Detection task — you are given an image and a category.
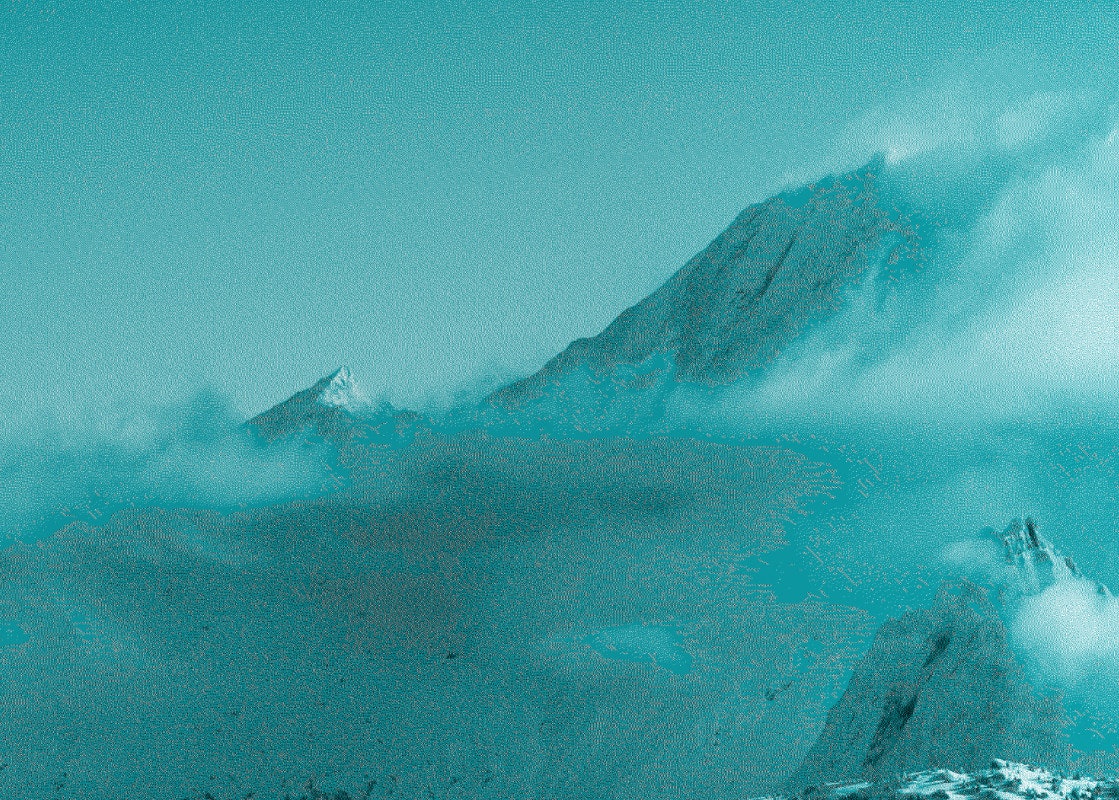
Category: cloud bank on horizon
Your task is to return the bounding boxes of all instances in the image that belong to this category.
[0,390,336,544]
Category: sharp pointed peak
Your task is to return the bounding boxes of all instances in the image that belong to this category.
[995,517,1110,598]
[245,366,380,443]
[321,366,353,384]
[311,366,368,410]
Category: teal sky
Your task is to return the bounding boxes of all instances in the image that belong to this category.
[2,1,1117,427]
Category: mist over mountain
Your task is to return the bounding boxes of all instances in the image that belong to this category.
[9,90,1119,799]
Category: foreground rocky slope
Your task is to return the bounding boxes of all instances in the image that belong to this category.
[789,520,1108,791]
[787,577,1068,791]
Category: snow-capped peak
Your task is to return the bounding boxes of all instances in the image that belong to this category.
[245,367,378,442]
[315,367,369,410]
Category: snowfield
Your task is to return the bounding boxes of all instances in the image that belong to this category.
[766,760,1118,800]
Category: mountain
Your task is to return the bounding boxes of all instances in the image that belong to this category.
[788,520,1095,792]
[787,577,1069,792]
[996,517,1110,600]
[246,366,421,445]
[490,159,919,408]
[769,759,1117,800]
[254,159,922,435]
[246,367,368,441]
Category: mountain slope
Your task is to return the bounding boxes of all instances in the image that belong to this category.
[253,160,921,435]
[491,159,918,406]
[788,577,1068,791]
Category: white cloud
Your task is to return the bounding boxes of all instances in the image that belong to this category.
[0,391,334,544]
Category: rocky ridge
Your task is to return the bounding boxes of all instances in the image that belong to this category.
[490,159,920,407]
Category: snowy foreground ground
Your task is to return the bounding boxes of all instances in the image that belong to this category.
[768,761,1119,800]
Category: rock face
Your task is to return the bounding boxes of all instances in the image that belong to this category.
[788,578,1068,792]
[491,160,918,405]
[997,517,1109,600]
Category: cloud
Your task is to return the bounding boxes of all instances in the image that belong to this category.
[943,536,1008,585]
[0,389,336,543]
[676,91,1119,433]
[1012,578,1119,684]
[941,524,1119,706]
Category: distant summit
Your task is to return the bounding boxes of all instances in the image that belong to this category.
[246,367,423,446]
[997,517,1109,600]
[491,159,919,407]
[246,367,371,442]
[314,367,369,410]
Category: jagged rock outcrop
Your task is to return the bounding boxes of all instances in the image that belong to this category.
[787,577,1069,792]
[490,159,919,406]
[997,517,1110,600]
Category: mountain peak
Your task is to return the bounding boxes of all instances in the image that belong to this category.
[490,160,920,408]
[246,367,371,442]
[996,518,1109,599]
[315,366,368,410]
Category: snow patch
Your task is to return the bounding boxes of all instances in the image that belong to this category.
[317,367,369,410]
[760,761,1110,800]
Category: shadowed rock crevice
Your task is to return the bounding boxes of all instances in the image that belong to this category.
[923,631,951,667]
[747,231,800,305]
[864,692,920,768]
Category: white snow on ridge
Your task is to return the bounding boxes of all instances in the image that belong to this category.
[760,761,1112,800]
[900,761,1098,800]
[316,366,369,410]
[245,366,378,443]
